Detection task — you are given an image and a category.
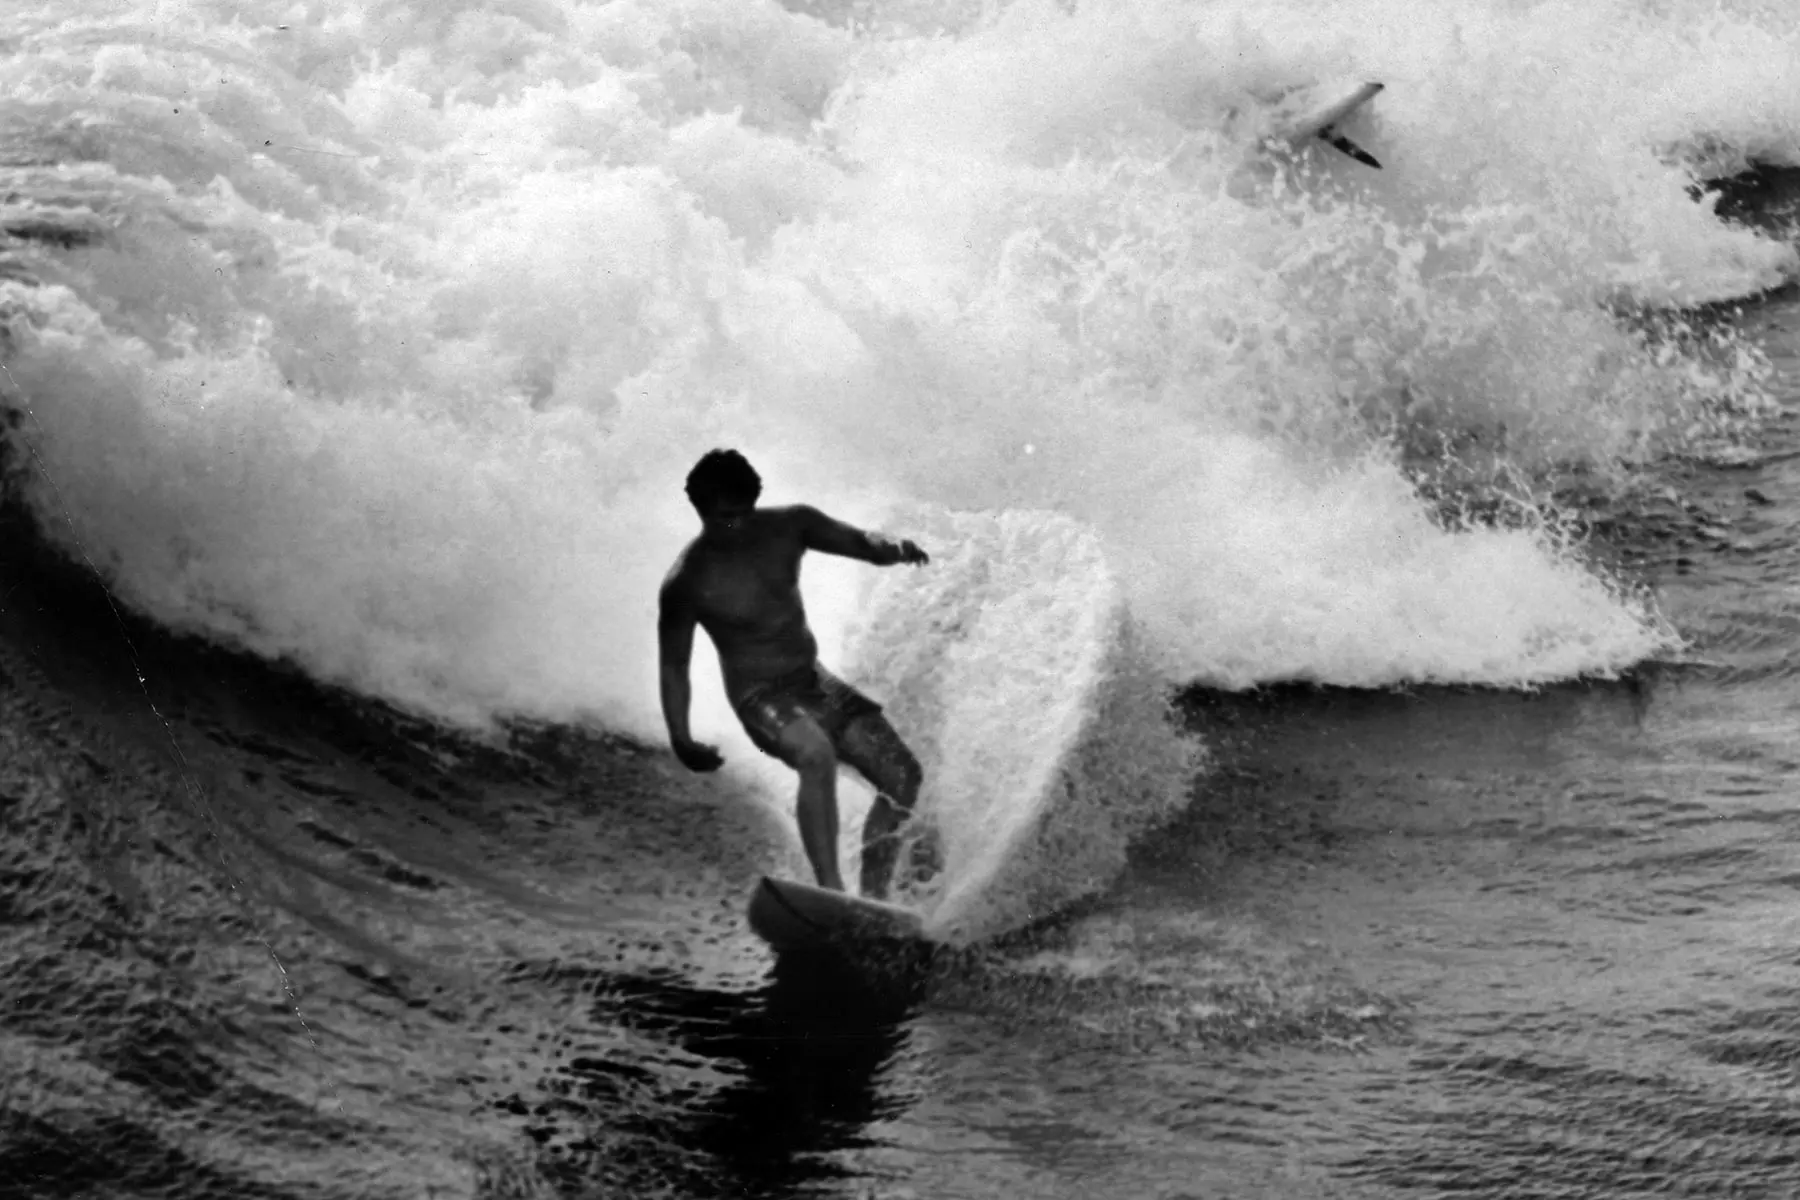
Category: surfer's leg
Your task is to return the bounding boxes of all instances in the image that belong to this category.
[838,713,923,899]
[767,716,845,892]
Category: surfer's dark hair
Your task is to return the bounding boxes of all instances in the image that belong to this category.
[685,449,762,511]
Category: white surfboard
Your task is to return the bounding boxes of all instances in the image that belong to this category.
[1271,80,1385,168]
[746,875,926,953]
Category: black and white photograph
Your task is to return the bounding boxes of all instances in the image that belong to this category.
[3,0,1798,1196]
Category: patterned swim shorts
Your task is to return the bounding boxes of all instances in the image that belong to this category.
[731,663,883,762]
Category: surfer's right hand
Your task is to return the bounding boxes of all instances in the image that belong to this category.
[674,740,723,772]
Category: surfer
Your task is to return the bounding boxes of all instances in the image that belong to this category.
[658,449,931,899]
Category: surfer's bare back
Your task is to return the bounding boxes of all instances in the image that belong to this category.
[658,448,930,899]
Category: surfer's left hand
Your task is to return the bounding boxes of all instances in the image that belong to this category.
[674,740,724,772]
[894,539,929,566]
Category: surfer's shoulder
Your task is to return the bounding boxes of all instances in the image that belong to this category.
[763,503,840,534]
[660,540,702,602]
[751,505,817,543]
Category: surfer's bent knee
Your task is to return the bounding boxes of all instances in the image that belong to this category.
[845,713,922,804]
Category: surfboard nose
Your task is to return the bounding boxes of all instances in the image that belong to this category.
[747,876,819,950]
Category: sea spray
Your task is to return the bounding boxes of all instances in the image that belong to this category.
[839,506,1200,942]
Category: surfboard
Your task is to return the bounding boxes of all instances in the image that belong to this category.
[746,875,927,953]
[1273,80,1385,169]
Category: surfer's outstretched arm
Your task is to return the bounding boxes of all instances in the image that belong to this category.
[658,576,722,772]
[793,505,929,566]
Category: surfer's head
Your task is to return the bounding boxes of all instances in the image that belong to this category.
[686,448,761,535]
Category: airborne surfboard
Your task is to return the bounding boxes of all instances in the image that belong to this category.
[1273,80,1385,169]
[746,875,926,953]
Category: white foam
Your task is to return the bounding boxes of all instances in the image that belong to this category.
[839,506,1199,941]
[4,0,1787,740]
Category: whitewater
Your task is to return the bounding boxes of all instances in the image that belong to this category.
[10,0,1792,729]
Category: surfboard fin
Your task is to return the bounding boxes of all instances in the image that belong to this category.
[1318,128,1382,169]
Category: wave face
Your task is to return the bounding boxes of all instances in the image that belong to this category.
[2,0,1793,741]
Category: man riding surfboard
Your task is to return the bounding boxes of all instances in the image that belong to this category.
[658,449,930,900]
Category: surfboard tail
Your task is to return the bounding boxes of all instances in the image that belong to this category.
[1320,129,1383,169]
[1277,80,1386,170]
